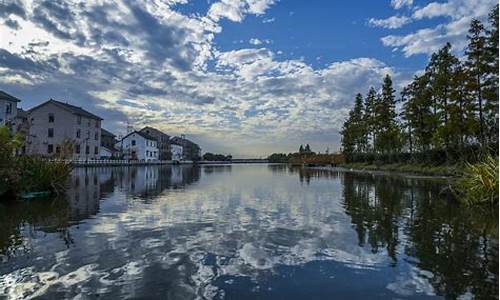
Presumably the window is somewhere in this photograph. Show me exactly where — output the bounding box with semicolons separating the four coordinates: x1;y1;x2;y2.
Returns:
77;115;81;124
94;146;98;155
85;145;90;154
56;146;61;154
47;144;53;154
131;140;136;146
75;145;80;154
146;150;149;157
5;103;12;114
48;113;54;123
48;128;54;138
94;132;98;141
76;129;80;138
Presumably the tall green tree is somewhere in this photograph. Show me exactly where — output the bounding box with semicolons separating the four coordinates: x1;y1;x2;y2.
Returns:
341;94;365;154
484;4;499;144
448;65;479;148
375;74;401;153
465;19;489;145
402;74;434;152
363;87;379;151
426;43;460;149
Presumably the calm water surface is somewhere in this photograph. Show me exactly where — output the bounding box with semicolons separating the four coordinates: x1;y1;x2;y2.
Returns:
0;164;498;299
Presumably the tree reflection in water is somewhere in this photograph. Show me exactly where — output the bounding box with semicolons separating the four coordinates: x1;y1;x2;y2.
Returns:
341;171;498;299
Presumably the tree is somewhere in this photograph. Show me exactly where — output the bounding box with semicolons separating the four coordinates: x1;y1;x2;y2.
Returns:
465;19;488;145
402;74;434;152
448;65;479;148
299;145;304;153
305;144;311;153
342;93;367;155
484;4;499;144
375;74;401;153
363;87;379;151
426;43;460;149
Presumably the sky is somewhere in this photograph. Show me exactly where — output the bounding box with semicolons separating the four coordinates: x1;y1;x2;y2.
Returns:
0;0;497;157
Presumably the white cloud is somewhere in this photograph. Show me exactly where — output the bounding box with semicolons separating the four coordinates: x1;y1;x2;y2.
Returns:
378;0;497;56
390;0;413;9
248;38;272;45
368;15;411;29
249;38;262;45
207;0;277;22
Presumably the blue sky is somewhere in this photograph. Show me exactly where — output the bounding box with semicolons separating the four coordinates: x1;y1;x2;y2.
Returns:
0;0;497;157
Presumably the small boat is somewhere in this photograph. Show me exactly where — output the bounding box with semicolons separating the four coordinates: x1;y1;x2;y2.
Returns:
20;191;51;199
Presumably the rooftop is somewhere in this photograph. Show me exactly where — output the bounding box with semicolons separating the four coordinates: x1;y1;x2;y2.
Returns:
101;128;116;137
28;99;103;120
121;130;157;142
0;90;21;102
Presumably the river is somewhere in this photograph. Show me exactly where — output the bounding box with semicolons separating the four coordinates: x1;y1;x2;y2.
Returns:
0;164;497;299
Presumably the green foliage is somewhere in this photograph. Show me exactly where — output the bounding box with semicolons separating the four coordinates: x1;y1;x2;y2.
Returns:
267;153;289;163
0;126;72;199
202;152;232;161
455;156;499;206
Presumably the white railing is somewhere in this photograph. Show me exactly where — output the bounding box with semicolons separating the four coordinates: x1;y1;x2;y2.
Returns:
46;159;194;166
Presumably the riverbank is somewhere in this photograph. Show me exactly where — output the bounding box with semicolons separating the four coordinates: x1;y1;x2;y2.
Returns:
336;162;462;177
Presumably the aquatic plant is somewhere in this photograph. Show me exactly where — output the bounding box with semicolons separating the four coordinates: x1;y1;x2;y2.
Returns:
455;155;499;206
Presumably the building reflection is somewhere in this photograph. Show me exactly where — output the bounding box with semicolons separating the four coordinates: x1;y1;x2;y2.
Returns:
0;165;201;258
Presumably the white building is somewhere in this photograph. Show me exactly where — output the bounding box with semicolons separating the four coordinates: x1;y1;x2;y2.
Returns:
0;90;20;129
169;139;183;162
116;131;159;161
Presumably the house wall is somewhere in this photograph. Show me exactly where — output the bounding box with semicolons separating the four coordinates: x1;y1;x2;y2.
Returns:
117;133;159;161
28;102;101;159
140;127;171;160
0;99;18;127
171;144;183;161
100;147;112;158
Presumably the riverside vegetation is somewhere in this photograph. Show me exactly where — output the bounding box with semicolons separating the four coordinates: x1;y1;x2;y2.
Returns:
0;126;72;199
340;5;498;206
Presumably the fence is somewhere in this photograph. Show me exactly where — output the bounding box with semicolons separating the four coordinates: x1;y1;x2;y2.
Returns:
47;159;194;167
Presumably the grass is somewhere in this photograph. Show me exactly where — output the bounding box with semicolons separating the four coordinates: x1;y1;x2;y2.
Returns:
454;156;498;206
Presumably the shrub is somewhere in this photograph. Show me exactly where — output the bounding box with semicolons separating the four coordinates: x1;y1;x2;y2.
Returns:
17;156;72;195
0;126;72;199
